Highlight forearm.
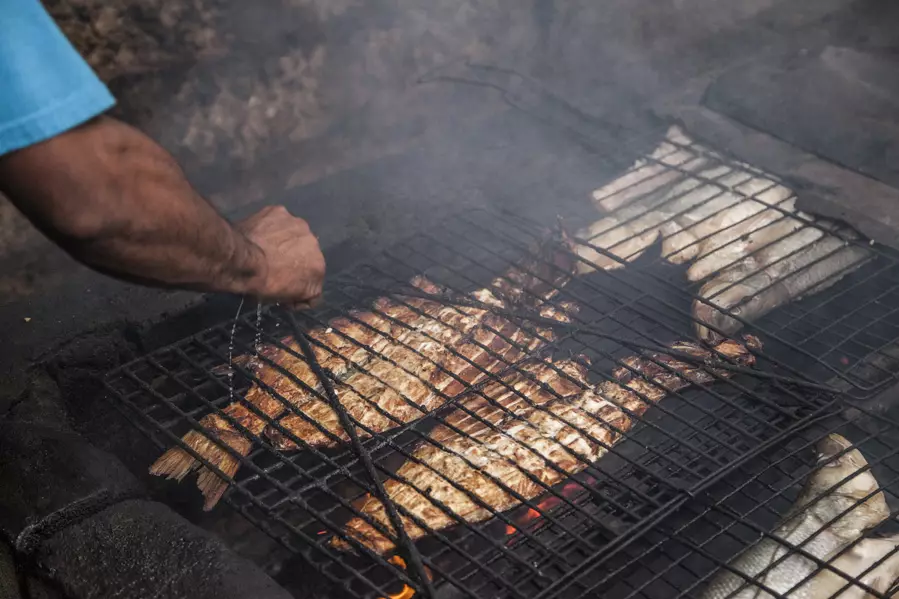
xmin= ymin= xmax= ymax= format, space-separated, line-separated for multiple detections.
xmin=0 ymin=116 xmax=266 ymax=294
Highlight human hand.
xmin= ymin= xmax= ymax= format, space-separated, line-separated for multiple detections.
xmin=236 ymin=206 xmax=325 ymax=307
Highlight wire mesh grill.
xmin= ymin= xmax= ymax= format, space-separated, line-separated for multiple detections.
xmin=543 ymin=408 xmax=899 ymax=599
xmin=104 ymin=127 xmax=899 ymax=599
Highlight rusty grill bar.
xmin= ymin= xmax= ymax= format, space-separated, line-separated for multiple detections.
xmin=105 ymin=129 xmax=899 ymax=599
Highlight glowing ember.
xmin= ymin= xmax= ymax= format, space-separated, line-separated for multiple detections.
xmin=379 ymin=555 xmax=433 ymax=599
xmin=317 ymin=530 xmax=327 ymax=535
xmin=505 ymin=477 xmax=597 ymax=538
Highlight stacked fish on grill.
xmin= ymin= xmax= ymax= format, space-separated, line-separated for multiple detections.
xmin=150 ymin=233 xmax=580 ymax=509
xmin=573 ymin=125 xmax=872 ymax=342
xmin=144 ymin=124 xmax=887 ymax=582
xmin=333 ymin=335 xmax=760 ymax=554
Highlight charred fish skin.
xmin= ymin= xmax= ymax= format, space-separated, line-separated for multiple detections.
xmin=149 ymin=234 xmax=578 ymax=509
xmin=331 ymin=358 xmax=595 ymax=556
xmin=332 ymin=337 xmax=758 ymax=556
xmin=263 ymin=228 xmax=580 ymax=451
xmin=701 ymin=434 xmax=889 ymax=599
xmin=147 ymin=308 xmax=408 ymax=510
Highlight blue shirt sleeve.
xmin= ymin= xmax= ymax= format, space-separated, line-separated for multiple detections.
xmin=0 ymin=0 xmax=115 ymax=155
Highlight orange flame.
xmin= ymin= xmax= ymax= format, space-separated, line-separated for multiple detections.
xmin=505 ymin=478 xmax=597 ymax=537
xmin=505 ymin=509 xmax=540 ymax=535
xmin=379 ymin=555 xmax=433 ymax=599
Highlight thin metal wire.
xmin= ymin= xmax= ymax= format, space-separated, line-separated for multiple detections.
xmin=278 ymin=307 xmax=437 ymax=599
xmin=529 ymin=404 xmax=845 ymax=599
xmin=560 ymin=411 xmax=899 ymax=599
xmin=103 ymin=204 xmax=899 ymax=599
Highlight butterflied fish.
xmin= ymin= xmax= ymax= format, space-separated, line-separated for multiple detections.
xmin=571 ymin=125 xmax=873 ymax=343
xmin=149 ymin=233 xmax=578 ymax=510
xmin=701 ymin=433 xmax=890 ymax=599
xmin=265 ymin=301 xmax=577 ymax=450
xmin=693 ymin=218 xmax=871 ymax=342
xmin=333 ymin=335 xmax=760 ymax=555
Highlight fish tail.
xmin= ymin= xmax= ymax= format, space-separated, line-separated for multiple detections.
xmin=148 ymin=434 xmax=203 ymax=481
xmin=149 ymin=420 xmax=253 ymax=510
xmin=196 ymin=452 xmax=244 ymax=511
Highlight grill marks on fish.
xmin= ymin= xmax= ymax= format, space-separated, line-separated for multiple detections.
xmin=149 ymin=234 xmax=578 ymax=510
xmin=265 ymin=300 xmax=576 ymax=450
xmin=333 ymin=336 xmax=760 ymax=555
xmin=693 ymin=216 xmax=871 ymax=342
xmin=148 ymin=308 xmax=407 ymax=509
xmin=573 ymin=125 xmax=873 ymax=342
xmin=262 ymin=232 xmax=581 ymax=450
xmin=701 ymin=434 xmax=890 ymax=599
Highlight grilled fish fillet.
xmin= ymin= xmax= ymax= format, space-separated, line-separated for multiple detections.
xmin=701 ymin=434 xmax=890 ymax=599
xmin=265 ymin=301 xmax=577 ymax=450
xmin=693 ymin=217 xmax=871 ymax=342
xmin=149 ymin=233 xmax=577 ymax=510
xmin=333 ymin=335 xmax=760 ymax=555
xmin=571 ymin=125 xmax=872 ymax=343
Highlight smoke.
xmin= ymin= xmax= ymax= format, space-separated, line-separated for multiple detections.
xmin=3 ymin=0 xmax=802 ymax=305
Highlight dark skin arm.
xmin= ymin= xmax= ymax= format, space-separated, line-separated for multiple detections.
xmin=0 ymin=116 xmax=324 ymax=304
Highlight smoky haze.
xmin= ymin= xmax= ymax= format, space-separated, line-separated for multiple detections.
xmin=0 ymin=0 xmax=864 ymax=334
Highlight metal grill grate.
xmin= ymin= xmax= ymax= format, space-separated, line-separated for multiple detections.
xmin=543 ymin=408 xmax=899 ymax=599
xmin=104 ymin=128 xmax=899 ymax=599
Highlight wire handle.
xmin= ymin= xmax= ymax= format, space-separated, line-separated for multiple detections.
xmin=276 ymin=306 xmax=436 ymax=599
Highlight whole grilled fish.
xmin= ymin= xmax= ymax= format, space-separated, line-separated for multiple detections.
xmin=333 ymin=336 xmax=760 ymax=555
xmin=573 ymin=125 xmax=750 ymax=273
xmin=701 ymin=434 xmax=890 ymax=599
xmin=150 ymin=233 xmax=578 ymax=510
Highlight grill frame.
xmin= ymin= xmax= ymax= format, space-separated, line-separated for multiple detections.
xmin=104 ymin=131 xmax=899 ymax=599
xmin=538 ymin=405 xmax=899 ymax=599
